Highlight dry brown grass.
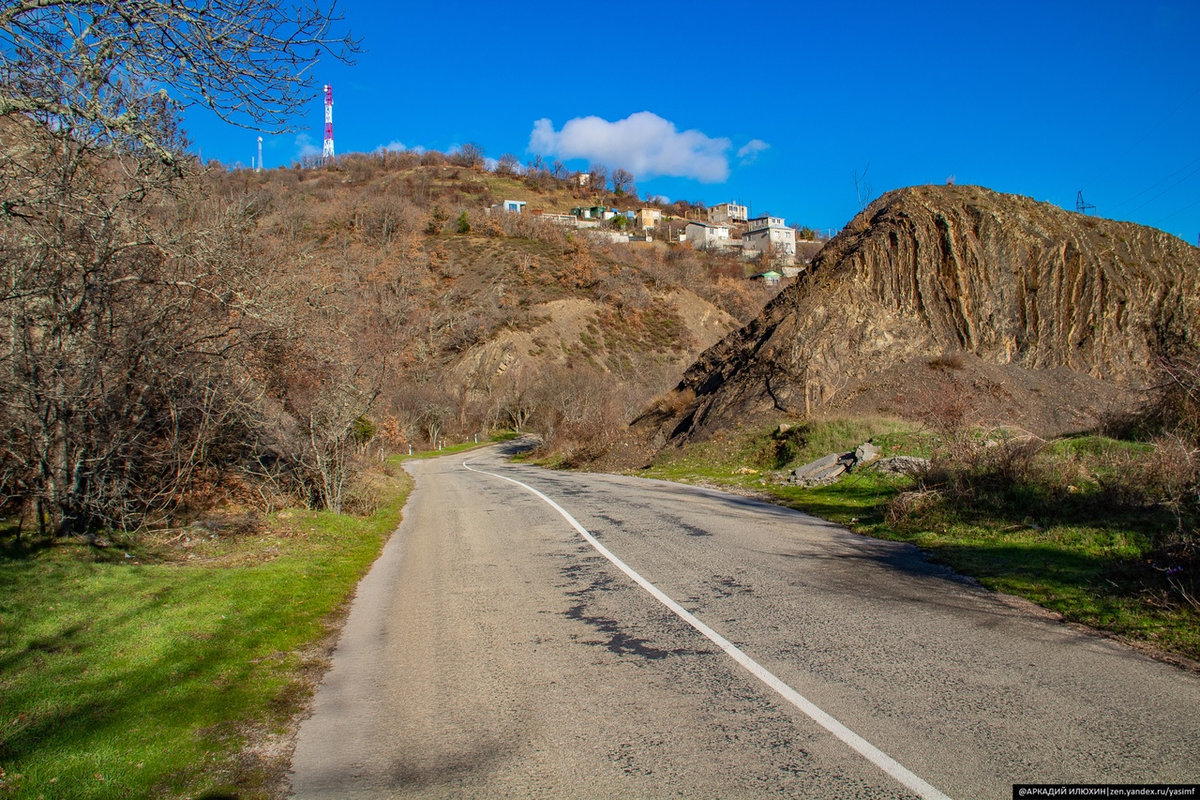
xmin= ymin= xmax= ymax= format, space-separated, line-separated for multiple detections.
xmin=927 ymin=351 xmax=966 ymax=370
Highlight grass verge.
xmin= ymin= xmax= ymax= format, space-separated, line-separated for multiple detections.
xmin=639 ymin=419 xmax=1200 ymax=664
xmin=0 ymin=466 xmax=415 ymax=799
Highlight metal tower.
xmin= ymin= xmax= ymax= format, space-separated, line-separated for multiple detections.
xmin=1076 ymin=190 xmax=1096 ymax=215
xmin=322 ymin=85 xmax=334 ymax=161
xmin=256 ymin=136 xmax=263 ymax=172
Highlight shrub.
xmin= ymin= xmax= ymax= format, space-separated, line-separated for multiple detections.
xmin=1152 ymin=346 xmax=1200 ymax=443
xmin=927 ymin=351 xmax=966 ymax=370
xmin=425 ymin=205 xmax=449 ymax=235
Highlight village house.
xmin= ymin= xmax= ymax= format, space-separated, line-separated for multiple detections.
xmin=571 ymin=205 xmax=615 ymax=220
xmin=489 ymin=199 xmax=526 ymax=214
xmin=742 ymin=214 xmax=796 ymax=264
xmin=750 ymin=269 xmax=782 ymax=286
xmin=684 ymin=220 xmax=731 ymax=249
xmin=635 ymin=208 xmax=662 ymax=229
xmin=708 ymin=202 xmax=748 ymax=226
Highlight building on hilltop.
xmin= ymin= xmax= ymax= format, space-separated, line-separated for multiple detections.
xmin=708 ymin=202 xmax=748 ymax=226
xmin=635 ymin=208 xmax=662 ymax=229
xmin=489 ymin=199 xmax=527 ymax=214
xmin=746 ymin=214 xmax=785 ymax=231
xmin=742 ymin=214 xmax=796 ymax=264
xmin=570 ymin=205 xmax=610 ymax=220
xmin=684 ymin=220 xmax=731 ymax=249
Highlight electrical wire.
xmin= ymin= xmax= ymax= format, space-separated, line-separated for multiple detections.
xmin=1154 ymin=195 xmax=1200 ymax=226
xmin=1127 ymin=163 xmax=1200 ymax=215
xmin=1081 ymin=85 xmax=1200 ymax=194
xmin=1107 ymin=155 xmax=1200 ymax=213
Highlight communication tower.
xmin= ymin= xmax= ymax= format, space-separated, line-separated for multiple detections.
xmin=322 ymin=85 xmax=334 ymax=161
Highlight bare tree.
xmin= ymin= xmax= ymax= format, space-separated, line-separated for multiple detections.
xmin=611 ymin=167 xmax=636 ymax=197
xmin=495 ymin=153 xmax=521 ymax=176
xmin=0 ymin=0 xmax=359 ymax=164
xmin=0 ymin=136 xmax=268 ymax=534
xmin=452 ymin=142 xmax=485 ymax=169
xmin=587 ymin=163 xmax=609 ymax=194
xmin=853 ymin=163 xmax=874 ymax=212
xmin=0 ymin=1 xmax=358 ymax=536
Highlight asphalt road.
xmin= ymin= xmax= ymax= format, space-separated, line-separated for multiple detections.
xmin=289 ymin=442 xmax=1200 ymax=799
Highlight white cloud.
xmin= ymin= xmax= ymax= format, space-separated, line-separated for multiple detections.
xmin=737 ymin=139 xmax=770 ymax=165
xmin=295 ymin=133 xmax=321 ymax=159
xmin=377 ymin=140 xmax=425 ymax=154
xmin=530 ymin=112 xmax=732 ymax=183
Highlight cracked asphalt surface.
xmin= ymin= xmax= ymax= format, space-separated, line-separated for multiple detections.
xmin=288 ymin=442 xmax=1200 ymax=799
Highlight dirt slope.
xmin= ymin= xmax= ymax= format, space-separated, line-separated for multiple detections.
xmin=638 ymin=184 xmax=1200 ymax=442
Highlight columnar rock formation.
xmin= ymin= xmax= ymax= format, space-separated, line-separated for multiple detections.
xmin=640 ymin=184 xmax=1200 ymax=442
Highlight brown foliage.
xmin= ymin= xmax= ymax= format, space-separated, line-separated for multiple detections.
xmin=927 ymin=352 xmax=967 ymax=371
xmin=0 ymin=140 xmax=771 ymax=533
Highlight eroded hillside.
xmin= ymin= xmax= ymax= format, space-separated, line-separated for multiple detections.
xmin=640 ymin=184 xmax=1200 ymax=443
xmin=219 ymin=153 xmax=777 ymax=462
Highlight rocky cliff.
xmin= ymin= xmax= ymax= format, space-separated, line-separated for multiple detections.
xmin=640 ymin=184 xmax=1200 ymax=441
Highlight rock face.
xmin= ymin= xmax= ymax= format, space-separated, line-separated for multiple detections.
xmin=640 ymin=184 xmax=1200 ymax=442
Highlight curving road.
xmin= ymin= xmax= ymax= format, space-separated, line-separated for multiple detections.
xmin=289 ymin=442 xmax=1200 ymax=799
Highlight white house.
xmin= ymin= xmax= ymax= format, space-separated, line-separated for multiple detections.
xmin=746 ymin=214 xmax=785 ymax=231
xmin=708 ymin=202 xmax=748 ymax=226
xmin=490 ymin=199 xmax=527 ymax=214
xmin=742 ymin=215 xmax=796 ymax=263
xmin=684 ymin=220 xmax=731 ymax=249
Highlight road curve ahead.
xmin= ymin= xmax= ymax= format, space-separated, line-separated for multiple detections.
xmin=289 ymin=442 xmax=1200 ymax=799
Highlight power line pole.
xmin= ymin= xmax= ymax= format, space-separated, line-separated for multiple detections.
xmin=1076 ymin=190 xmax=1096 ymax=215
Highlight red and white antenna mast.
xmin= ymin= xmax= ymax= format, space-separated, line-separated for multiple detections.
xmin=322 ymin=84 xmax=334 ymax=161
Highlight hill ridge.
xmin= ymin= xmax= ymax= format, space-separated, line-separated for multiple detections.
xmin=638 ymin=183 xmax=1200 ymax=442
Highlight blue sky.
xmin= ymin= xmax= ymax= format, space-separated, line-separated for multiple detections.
xmin=187 ymin=0 xmax=1200 ymax=243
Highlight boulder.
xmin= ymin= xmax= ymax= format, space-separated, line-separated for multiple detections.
xmin=854 ymin=442 xmax=880 ymax=465
xmin=872 ymin=455 xmax=930 ymax=475
xmin=790 ymin=442 xmax=879 ymax=486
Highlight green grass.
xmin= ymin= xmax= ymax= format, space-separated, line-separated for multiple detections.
xmin=639 ymin=418 xmax=1200 ymax=662
xmin=867 ymin=521 xmax=1199 ymax=657
xmin=393 ymin=431 xmax=518 ymax=463
xmin=0 ymin=469 xmax=415 ymax=799
xmin=0 ymin=433 xmax=526 ymax=798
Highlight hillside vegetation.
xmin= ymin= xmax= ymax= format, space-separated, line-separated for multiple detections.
xmin=0 ymin=129 xmax=779 ymax=539
xmin=216 ymin=150 xmax=781 ymax=466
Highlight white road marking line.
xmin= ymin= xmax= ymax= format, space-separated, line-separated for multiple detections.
xmin=463 ymin=458 xmax=952 ymax=800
